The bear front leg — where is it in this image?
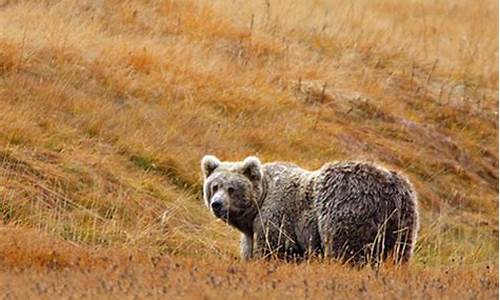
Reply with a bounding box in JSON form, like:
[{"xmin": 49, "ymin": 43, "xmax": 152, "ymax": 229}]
[
  {"xmin": 240, "ymin": 233, "xmax": 253, "ymax": 261},
  {"xmin": 253, "ymin": 218, "xmax": 300, "ymax": 260},
  {"xmin": 253, "ymin": 224, "xmax": 275, "ymax": 259}
]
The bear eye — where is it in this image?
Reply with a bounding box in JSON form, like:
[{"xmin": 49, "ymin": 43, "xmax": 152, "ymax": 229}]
[
  {"xmin": 227, "ymin": 187, "xmax": 235, "ymax": 194},
  {"xmin": 212, "ymin": 184, "xmax": 219, "ymax": 193}
]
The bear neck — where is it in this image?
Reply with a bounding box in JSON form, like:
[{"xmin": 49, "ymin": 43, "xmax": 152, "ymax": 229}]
[
  {"xmin": 228, "ymin": 173, "xmax": 270, "ymax": 236},
  {"xmin": 257, "ymin": 171, "xmax": 270, "ymax": 208}
]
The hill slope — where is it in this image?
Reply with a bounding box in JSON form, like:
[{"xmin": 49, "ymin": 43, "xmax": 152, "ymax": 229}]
[{"xmin": 0, "ymin": 0, "xmax": 498, "ymax": 298}]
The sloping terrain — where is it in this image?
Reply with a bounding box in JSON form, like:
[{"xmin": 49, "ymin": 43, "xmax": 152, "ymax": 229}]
[{"xmin": 0, "ymin": 0, "xmax": 498, "ymax": 298}]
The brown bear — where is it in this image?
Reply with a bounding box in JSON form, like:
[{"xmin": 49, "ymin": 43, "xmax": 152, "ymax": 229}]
[{"xmin": 201, "ymin": 155, "xmax": 419, "ymax": 265}]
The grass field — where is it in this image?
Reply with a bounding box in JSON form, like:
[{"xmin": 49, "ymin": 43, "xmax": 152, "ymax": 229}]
[{"xmin": 0, "ymin": 0, "xmax": 498, "ymax": 298}]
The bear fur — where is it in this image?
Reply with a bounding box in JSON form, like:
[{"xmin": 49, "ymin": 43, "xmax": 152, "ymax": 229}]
[{"xmin": 201, "ymin": 155, "xmax": 419, "ymax": 265}]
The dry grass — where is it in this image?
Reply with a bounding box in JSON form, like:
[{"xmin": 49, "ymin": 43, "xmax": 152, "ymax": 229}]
[
  {"xmin": 0, "ymin": 227, "xmax": 497, "ymax": 299},
  {"xmin": 0, "ymin": 0, "xmax": 498, "ymax": 298}
]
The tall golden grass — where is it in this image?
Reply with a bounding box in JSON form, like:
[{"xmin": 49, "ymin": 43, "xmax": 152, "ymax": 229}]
[{"xmin": 0, "ymin": 0, "xmax": 498, "ymax": 298}]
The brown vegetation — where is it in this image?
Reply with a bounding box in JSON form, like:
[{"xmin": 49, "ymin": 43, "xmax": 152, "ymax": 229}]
[{"xmin": 0, "ymin": 0, "xmax": 498, "ymax": 298}]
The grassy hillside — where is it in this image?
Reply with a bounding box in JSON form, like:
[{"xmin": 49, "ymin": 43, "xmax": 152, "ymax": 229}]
[{"xmin": 0, "ymin": 0, "xmax": 498, "ymax": 298}]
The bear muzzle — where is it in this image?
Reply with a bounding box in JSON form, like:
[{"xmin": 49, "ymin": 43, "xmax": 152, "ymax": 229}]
[{"xmin": 210, "ymin": 193, "xmax": 228, "ymax": 219}]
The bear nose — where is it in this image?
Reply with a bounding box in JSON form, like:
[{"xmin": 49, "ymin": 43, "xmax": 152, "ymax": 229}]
[{"xmin": 211, "ymin": 200, "xmax": 223, "ymax": 211}]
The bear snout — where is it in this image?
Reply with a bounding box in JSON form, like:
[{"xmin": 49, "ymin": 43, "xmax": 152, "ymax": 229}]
[
  {"xmin": 211, "ymin": 199, "xmax": 223, "ymax": 212},
  {"xmin": 210, "ymin": 193, "xmax": 227, "ymax": 218}
]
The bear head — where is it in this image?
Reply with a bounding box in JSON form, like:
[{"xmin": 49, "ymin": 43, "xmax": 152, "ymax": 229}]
[{"xmin": 201, "ymin": 155, "xmax": 264, "ymax": 234}]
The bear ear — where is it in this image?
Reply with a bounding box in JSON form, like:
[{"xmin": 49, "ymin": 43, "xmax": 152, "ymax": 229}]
[
  {"xmin": 242, "ymin": 156, "xmax": 262, "ymax": 182},
  {"xmin": 201, "ymin": 155, "xmax": 221, "ymax": 178}
]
